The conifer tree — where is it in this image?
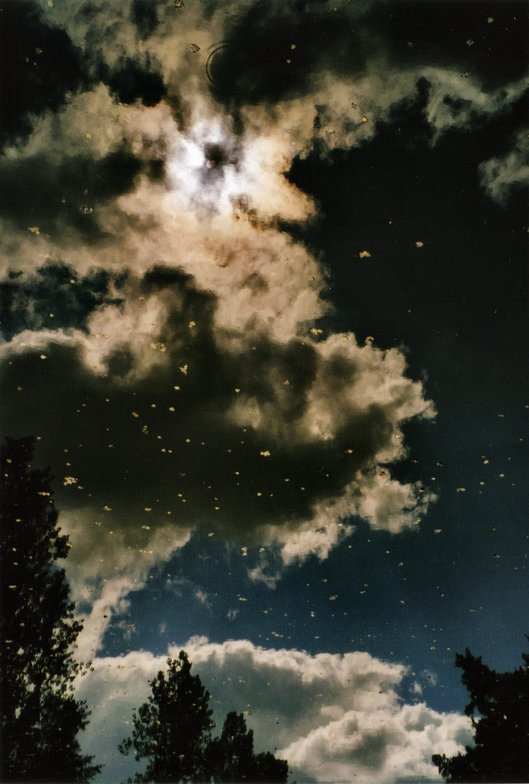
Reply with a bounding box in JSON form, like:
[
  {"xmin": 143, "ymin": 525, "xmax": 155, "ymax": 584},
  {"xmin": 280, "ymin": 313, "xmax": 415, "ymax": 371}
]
[
  {"xmin": 433, "ymin": 645, "xmax": 529, "ymax": 782},
  {"xmin": 0, "ymin": 437, "xmax": 100, "ymax": 782},
  {"xmin": 120, "ymin": 651, "xmax": 288, "ymax": 783},
  {"xmin": 119, "ymin": 651, "xmax": 214, "ymax": 783}
]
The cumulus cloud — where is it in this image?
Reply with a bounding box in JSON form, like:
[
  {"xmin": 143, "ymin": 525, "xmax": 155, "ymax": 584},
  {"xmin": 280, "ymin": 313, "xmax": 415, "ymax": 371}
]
[
  {"xmin": 282, "ymin": 701, "xmax": 470, "ymax": 784},
  {"xmin": 76, "ymin": 638, "xmax": 471, "ymax": 784}
]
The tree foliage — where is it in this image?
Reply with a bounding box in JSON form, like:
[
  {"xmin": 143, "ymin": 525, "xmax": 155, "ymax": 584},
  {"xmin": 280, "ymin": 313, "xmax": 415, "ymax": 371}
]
[
  {"xmin": 208, "ymin": 711, "xmax": 288, "ymax": 783},
  {"xmin": 120, "ymin": 651, "xmax": 214, "ymax": 783},
  {"xmin": 120, "ymin": 651, "xmax": 288, "ymax": 783},
  {"xmin": 433, "ymin": 645, "xmax": 529, "ymax": 782},
  {"xmin": 0, "ymin": 437, "xmax": 100, "ymax": 782}
]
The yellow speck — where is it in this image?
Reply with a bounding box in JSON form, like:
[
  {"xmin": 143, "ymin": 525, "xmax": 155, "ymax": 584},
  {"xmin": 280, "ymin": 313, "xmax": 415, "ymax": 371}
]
[
  {"xmin": 40, "ymin": 354, "xmax": 47, "ymax": 360},
  {"xmin": 359, "ymin": 250, "xmax": 371, "ymax": 258},
  {"xmin": 260, "ymin": 450, "xmax": 271, "ymax": 457},
  {"xmin": 131, "ymin": 411, "xmax": 139, "ymax": 418},
  {"xmin": 28, "ymin": 226, "xmax": 40, "ymax": 235},
  {"xmin": 416, "ymin": 241, "xmax": 424, "ymax": 248},
  {"xmin": 360, "ymin": 115, "xmax": 368, "ymax": 123},
  {"xmin": 179, "ymin": 364, "xmax": 188, "ymax": 375}
]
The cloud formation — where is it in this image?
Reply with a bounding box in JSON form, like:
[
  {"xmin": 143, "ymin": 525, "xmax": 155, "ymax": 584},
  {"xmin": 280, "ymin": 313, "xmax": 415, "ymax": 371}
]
[
  {"xmin": 76, "ymin": 638, "xmax": 471, "ymax": 784},
  {"xmin": 2, "ymin": 0, "xmax": 525, "ymax": 631},
  {"xmin": 479, "ymin": 128, "xmax": 529, "ymax": 203}
]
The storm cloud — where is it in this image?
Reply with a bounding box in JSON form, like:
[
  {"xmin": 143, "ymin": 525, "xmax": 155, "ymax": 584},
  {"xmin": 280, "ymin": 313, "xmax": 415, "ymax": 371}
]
[{"xmin": 1, "ymin": 0, "xmax": 525, "ymax": 638}]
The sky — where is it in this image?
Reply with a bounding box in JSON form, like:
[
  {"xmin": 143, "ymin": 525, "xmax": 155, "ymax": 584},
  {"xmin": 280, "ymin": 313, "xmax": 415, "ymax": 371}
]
[{"xmin": 0, "ymin": 0, "xmax": 528, "ymax": 781}]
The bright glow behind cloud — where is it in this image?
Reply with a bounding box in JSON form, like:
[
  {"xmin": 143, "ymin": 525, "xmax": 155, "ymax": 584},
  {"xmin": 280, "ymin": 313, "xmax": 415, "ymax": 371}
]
[{"xmin": 3, "ymin": 0, "xmax": 521, "ymax": 632}]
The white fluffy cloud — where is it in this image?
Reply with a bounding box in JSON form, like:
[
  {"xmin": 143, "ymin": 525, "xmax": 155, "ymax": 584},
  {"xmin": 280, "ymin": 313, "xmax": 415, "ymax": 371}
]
[{"xmin": 76, "ymin": 638, "xmax": 471, "ymax": 784}]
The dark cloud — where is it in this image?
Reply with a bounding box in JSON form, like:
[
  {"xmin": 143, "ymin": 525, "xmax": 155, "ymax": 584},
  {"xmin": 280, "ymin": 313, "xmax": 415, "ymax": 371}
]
[
  {"xmin": 0, "ymin": 148, "xmax": 142, "ymax": 240},
  {"xmin": 0, "ymin": 265, "xmax": 421, "ymax": 545},
  {"xmin": 101, "ymin": 56, "xmax": 166, "ymax": 107},
  {"xmin": 0, "ymin": 0, "xmax": 90, "ymax": 146},
  {"xmin": 0, "ymin": 263, "xmax": 122, "ymax": 340},
  {"xmin": 207, "ymin": 0, "xmax": 368, "ymax": 106},
  {"xmin": 131, "ymin": 0, "xmax": 159, "ymax": 40}
]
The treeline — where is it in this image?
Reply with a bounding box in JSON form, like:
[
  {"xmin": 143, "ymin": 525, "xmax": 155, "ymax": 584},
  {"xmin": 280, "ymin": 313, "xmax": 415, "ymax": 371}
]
[{"xmin": 1, "ymin": 438, "xmax": 528, "ymax": 783}]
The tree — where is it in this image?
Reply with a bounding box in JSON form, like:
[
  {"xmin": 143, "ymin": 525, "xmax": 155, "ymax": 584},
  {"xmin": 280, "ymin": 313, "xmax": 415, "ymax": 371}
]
[
  {"xmin": 208, "ymin": 711, "xmax": 288, "ymax": 783},
  {"xmin": 119, "ymin": 651, "xmax": 215, "ymax": 783},
  {"xmin": 433, "ymin": 645, "xmax": 529, "ymax": 782},
  {"xmin": 120, "ymin": 652, "xmax": 288, "ymax": 783},
  {"xmin": 0, "ymin": 437, "xmax": 100, "ymax": 782}
]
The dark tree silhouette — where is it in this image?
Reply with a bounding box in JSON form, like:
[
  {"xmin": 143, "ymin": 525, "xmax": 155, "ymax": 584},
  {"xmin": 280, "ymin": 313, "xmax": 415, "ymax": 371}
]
[
  {"xmin": 119, "ymin": 651, "xmax": 215, "ymax": 783},
  {"xmin": 120, "ymin": 651, "xmax": 288, "ymax": 783},
  {"xmin": 208, "ymin": 711, "xmax": 288, "ymax": 783},
  {"xmin": 433, "ymin": 645, "xmax": 529, "ymax": 782},
  {"xmin": 0, "ymin": 437, "xmax": 100, "ymax": 783}
]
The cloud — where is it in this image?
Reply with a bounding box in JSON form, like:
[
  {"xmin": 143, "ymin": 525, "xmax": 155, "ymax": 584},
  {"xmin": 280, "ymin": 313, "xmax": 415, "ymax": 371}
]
[
  {"xmin": 0, "ymin": 281, "xmax": 435, "ymax": 546},
  {"xmin": 76, "ymin": 638, "xmax": 471, "ymax": 784},
  {"xmin": 0, "ymin": 263, "xmax": 119, "ymax": 341},
  {"xmin": 479, "ymin": 128, "xmax": 529, "ymax": 204},
  {"xmin": 60, "ymin": 506, "xmax": 192, "ymax": 661},
  {"xmin": 5, "ymin": 0, "xmax": 523, "ymax": 634},
  {"xmin": 282, "ymin": 702, "xmax": 470, "ymax": 784},
  {"xmin": 0, "ymin": 0, "xmax": 90, "ymax": 146},
  {"xmin": 0, "ymin": 2, "xmax": 438, "ymax": 636},
  {"xmin": 420, "ymin": 68, "xmax": 529, "ymax": 142}
]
